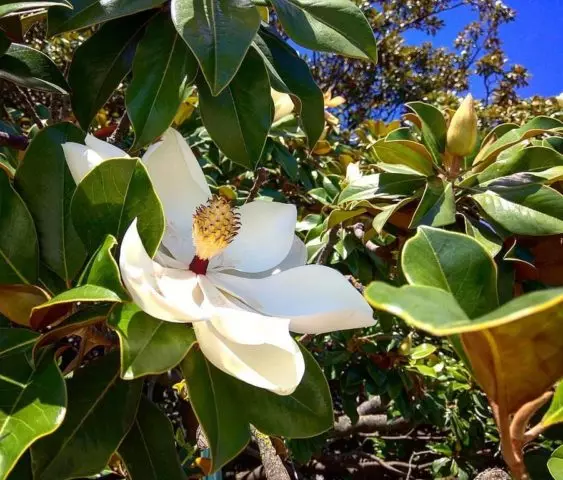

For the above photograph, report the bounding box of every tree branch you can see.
[246,168,269,203]
[107,112,131,148]
[316,227,339,265]
[332,414,411,438]
[251,426,291,480]
[16,87,43,130]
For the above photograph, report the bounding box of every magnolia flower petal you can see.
[272,88,295,122]
[208,265,375,334]
[85,134,130,159]
[119,220,205,323]
[210,201,297,273]
[193,287,305,396]
[216,235,307,279]
[142,129,211,263]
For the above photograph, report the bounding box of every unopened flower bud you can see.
[446,94,478,157]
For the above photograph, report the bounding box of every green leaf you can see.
[0,1,70,18]
[461,214,504,258]
[408,177,455,228]
[68,11,154,130]
[118,397,185,480]
[402,226,498,318]
[476,146,563,185]
[472,185,563,236]
[548,446,563,480]
[269,0,377,62]
[181,345,250,472]
[15,123,86,283]
[78,235,128,299]
[255,27,324,147]
[70,158,164,256]
[338,173,425,204]
[542,382,563,428]
[31,353,142,480]
[109,303,196,380]
[271,141,298,181]
[0,328,38,358]
[181,343,332,472]
[0,170,38,284]
[7,451,32,480]
[34,285,122,312]
[47,0,163,35]
[372,195,418,234]
[0,31,11,55]
[197,48,273,168]
[127,12,198,149]
[171,0,260,95]
[0,42,68,93]
[410,343,437,360]
[0,344,66,479]
[406,102,447,164]
[372,138,434,176]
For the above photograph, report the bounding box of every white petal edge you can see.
[85,134,130,159]
[193,279,305,396]
[208,265,375,334]
[119,219,206,323]
[141,129,210,263]
[210,200,297,273]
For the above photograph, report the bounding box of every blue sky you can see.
[402,0,563,99]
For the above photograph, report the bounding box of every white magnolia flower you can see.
[62,129,374,395]
[346,162,362,183]
[271,88,295,123]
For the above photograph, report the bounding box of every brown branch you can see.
[251,426,291,480]
[316,227,338,265]
[16,87,43,130]
[246,168,269,203]
[107,112,131,148]
[0,131,28,150]
[332,414,411,438]
[511,391,553,445]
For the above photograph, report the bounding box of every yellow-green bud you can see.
[446,94,478,157]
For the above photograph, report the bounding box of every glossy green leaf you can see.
[197,48,273,168]
[32,285,121,317]
[0,43,68,93]
[271,141,298,181]
[372,139,434,176]
[548,446,563,480]
[255,27,324,147]
[0,31,10,55]
[7,451,32,480]
[181,345,250,472]
[109,303,196,379]
[476,146,563,185]
[542,382,563,428]
[472,185,563,235]
[408,177,455,228]
[338,173,425,204]
[406,102,447,164]
[118,397,185,480]
[68,11,154,130]
[410,343,437,360]
[78,235,128,299]
[269,0,377,62]
[402,226,498,318]
[372,195,418,234]
[127,12,198,149]
[0,344,66,479]
[31,353,142,480]
[15,123,86,282]
[0,328,38,358]
[0,170,38,284]
[48,0,163,35]
[461,214,503,258]
[171,0,260,95]
[0,0,70,17]
[70,158,164,256]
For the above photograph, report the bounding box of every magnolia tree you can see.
[0,1,562,480]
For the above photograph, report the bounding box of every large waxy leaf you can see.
[542,382,563,429]
[70,158,164,256]
[0,338,66,479]
[472,185,563,236]
[0,170,38,284]
[127,12,198,149]
[402,226,498,318]
[476,146,563,185]
[31,353,142,480]
[365,283,563,414]
[408,177,455,228]
[372,195,419,234]
[548,446,563,480]
[338,173,425,204]
[0,1,70,18]
[461,214,503,258]
[181,343,332,472]
[15,123,86,283]
[48,0,163,35]
[171,0,260,95]
[118,397,185,480]
[269,0,377,62]
[372,138,434,176]
[474,116,563,169]
[109,303,196,379]
[255,27,324,147]
[0,43,68,93]
[197,48,273,168]
[68,11,154,130]
[405,102,447,164]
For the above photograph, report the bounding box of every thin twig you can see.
[16,87,43,130]
[251,426,290,480]
[107,112,131,148]
[316,227,338,265]
[246,168,269,203]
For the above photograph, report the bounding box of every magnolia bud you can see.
[446,94,478,157]
[271,89,294,122]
